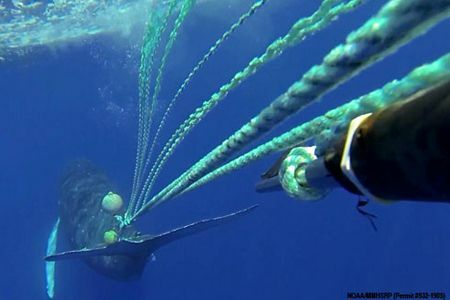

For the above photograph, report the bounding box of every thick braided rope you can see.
[138,0,363,212]
[183,53,450,194]
[278,147,328,200]
[142,0,268,199]
[128,2,177,216]
[133,0,197,215]
[131,0,450,222]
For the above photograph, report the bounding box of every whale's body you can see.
[58,160,145,280]
[46,160,255,281]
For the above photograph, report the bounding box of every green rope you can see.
[139,0,364,213]
[128,0,178,217]
[128,0,450,222]
[278,147,328,200]
[133,0,197,215]
[141,0,268,201]
[184,52,450,193]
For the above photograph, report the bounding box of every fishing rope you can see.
[140,0,269,202]
[278,147,329,200]
[136,0,364,215]
[128,0,178,216]
[184,53,450,194]
[133,0,197,215]
[126,0,450,223]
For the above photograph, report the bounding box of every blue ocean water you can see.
[1,1,450,299]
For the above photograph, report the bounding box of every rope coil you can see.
[279,147,329,200]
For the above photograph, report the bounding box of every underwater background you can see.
[1,0,450,299]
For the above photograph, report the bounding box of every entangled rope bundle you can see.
[139,0,365,213]
[127,0,270,219]
[183,53,450,194]
[122,0,450,226]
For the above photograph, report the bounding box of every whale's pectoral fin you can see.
[148,204,258,251]
[45,205,257,262]
[45,244,112,261]
[45,218,60,298]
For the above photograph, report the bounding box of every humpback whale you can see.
[45,160,256,281]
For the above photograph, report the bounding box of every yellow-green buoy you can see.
[102,191,123,214]
[104,230,118,245]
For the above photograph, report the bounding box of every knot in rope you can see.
[278,146,327,201]
[115,215,132,229]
